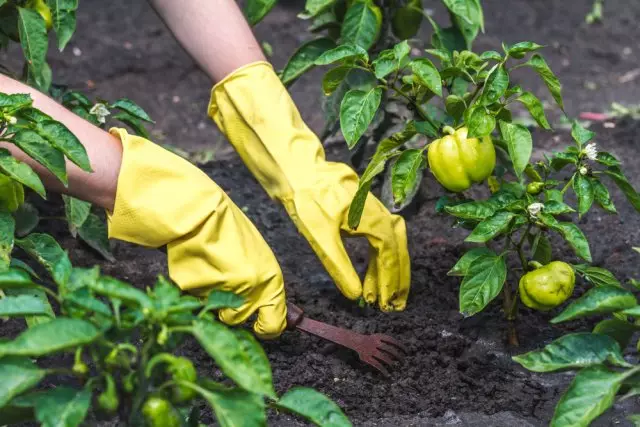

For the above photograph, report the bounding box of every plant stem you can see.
[561,175,575,194]
[129,333,154,425]
[390,85,440,131]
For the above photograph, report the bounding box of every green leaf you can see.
[445,95,466,123]
[62,195,90,236]
[314,43,367,66]
[0,318,99,357]
[63,287,112,317]
[188,380,265,427]
[574,265,621,288]
[0,294,53,317]
[15,202,39,237]
[498,120,532,178]
[19,386,91,427]
[481,65,508,105]
[459,254,506,316]
[593,318,638,349]
[0,211,14,270]
[532,233,552,265]
[89,276,153,309]
[348,125,417,228]
[445,200,496,221]
[551,366,624,427]
[596,151,620,167]
[512,333,630,372]
[628,415,640,427]
[244,0,276,25]
[0,268,37,289]
[7,287,54,327]
[551,286,637,323]
[544,200,575,215]
[0,356,46,407]
[550,151,579,171]
[301,0,336,18]
[464,211,515,243]
[276,387,351,427]
[573,173,594,217]
[410,58,443,97]
[465,106,495,138]
[281,38,337,85]
[110,98,153,123]
[17,7,49,91]
[539,215,592,262]
[0,93,32,109]
[322,66,352,95]
[110,112,150,139]
[36,120,92,171]
[448,248,496,276]
[0,149,45,197]
[372,50,395,80]
[516,92,551,129]
[442,0,483,28]
[341,2,380,50]
[77,213,114,262]
[339,88,382,148]
[592,179,616,213]
[506,41,543,59]
[10,258,40,279]
[191,320,275,398]
[391,149,424,204]
[234,330,275,397]
[604,166,640,213]
[526,54,564,110]
[15,233,71,287]
[571,120,595,147]
[12,130,67,185]
[46,0,78,51]
[205,290,245,311]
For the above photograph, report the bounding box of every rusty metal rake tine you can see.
[377,342,403,360]
[377,334,409,353]
[371,350,395,366]
[362,356,391,377]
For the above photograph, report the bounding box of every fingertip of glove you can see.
[253,318,286,340]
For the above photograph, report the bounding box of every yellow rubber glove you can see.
[106,128,286,338]
[209,62,410,311]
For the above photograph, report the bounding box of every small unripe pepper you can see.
[97,374,119,414]
[526,181,544,195]
[519,261,575,311]
[427,126,496,192]
[392,0,423,40]
[142,397,182,427]
[167,357,197,403]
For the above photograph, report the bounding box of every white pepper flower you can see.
[579,166,588,176]
[528,202,544,217]
[583,142,598,161]
[89,103,110,124]
[7,116,16,125]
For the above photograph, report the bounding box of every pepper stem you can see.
[442,125,456,135]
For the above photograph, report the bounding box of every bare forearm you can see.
[0,74,121,211]
[148,0,266,82]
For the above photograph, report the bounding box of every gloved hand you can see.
[208,62,410,311]
[107,128,286,338]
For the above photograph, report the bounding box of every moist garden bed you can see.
[19,120,638,426]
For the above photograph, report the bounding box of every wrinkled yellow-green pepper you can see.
[427,126,496,192]
[519,261,575,311]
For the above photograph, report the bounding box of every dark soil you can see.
[4,0,640,425]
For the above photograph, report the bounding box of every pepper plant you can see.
[513,252,640,427]
[0,249,350,426]
[250,0,640,345]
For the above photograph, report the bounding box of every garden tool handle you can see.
[286,303,305,330]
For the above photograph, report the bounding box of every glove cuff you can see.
[107,128,224,248]
[209,61,348,200]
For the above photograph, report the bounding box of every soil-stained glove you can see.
[107,128,286,338]
[208,62,410,311]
